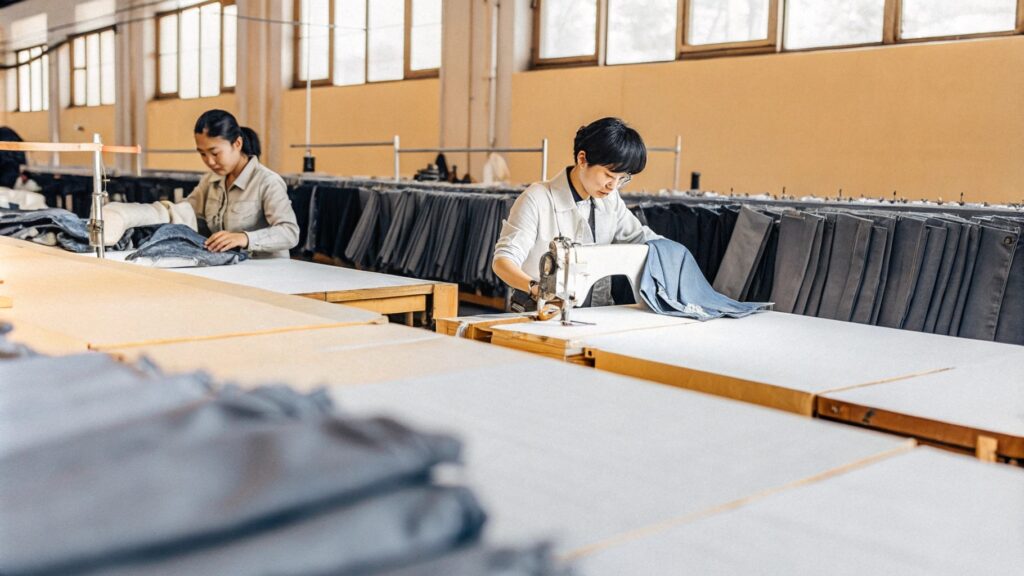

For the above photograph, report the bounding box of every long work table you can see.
[0,237,382,352]
[437,305,1024,461]
[582,311,1022,416]
[84,250,458,326]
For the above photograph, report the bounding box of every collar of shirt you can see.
[209,156,260,191]
[565,166,585,203]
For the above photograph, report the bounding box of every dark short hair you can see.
[573,117,646,174]
[194,109,261,158]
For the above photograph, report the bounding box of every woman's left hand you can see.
[205,231,249,252]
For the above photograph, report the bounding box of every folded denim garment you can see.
[126,224,248,267]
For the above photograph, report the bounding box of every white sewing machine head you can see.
[536,237,649,325]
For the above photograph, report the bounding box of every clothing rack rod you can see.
[288,141,394,148]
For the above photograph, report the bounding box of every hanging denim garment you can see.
[640,238,770,320]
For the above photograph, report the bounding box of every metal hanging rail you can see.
[393,138,549,183]
[1,137,142,259]
[644,135,683,191]
[135,148,199,175]
[287,136,550,183]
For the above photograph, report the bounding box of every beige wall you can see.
[145,93,237,172]
[57,104,116,166]
[281,78,440,179]
[510,36,1024,204]
[5,30,1024,203]
[3,110,49,165]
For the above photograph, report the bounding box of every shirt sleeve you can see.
[185,176,211,226]
[611,192,662,245]
[493,187,542,268]
[243,175,300,253]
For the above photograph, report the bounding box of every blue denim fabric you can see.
[640,238,770,320]
[126,224,248,267]
[0,207,133,252]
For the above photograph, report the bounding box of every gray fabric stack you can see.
[0,325,569,576]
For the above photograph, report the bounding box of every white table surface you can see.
[333,358,912,555]
[580,448,1024,575]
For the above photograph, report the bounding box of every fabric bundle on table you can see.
[0,327,569,576]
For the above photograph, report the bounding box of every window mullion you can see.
[884,0,900,43]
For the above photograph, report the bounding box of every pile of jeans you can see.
[0,327,569,576]
[0,209,246,267]
[697,202,1024,345]
[0,207,134,252]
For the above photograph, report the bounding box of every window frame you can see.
[779,0,893,53]
[531,0,602,69]
[155,0,236,100]
[404,0,443,79]
[68,26,117,108]
[293,0,334,88]
[291,0,440,89]
[13,44,49,113]
[679,0,779,57]
[529,0,1024,70]
[893,0,1024,44]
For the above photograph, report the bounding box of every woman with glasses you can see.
[493,117,661,310]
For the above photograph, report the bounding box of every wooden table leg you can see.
[431,283,459,323]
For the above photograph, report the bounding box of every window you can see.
[783,0,885,50]
[334,0,366,85]
[535,0,599,63]
[901,0,1019,40]
[156,1,237,99]
[367,0,404,81]
[296,0,331,83]
[293,0,439,87]
[534,0,779,67]
[606,0,677,65]
[684,0,774,49]
[533,0,1021,69]
[408,0,441,74]
[15,45,49,112]
[70,28,115,107]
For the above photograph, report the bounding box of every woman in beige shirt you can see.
[103,110,299,258]
[187,109,299,258]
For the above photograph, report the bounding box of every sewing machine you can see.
[536,237,649,325]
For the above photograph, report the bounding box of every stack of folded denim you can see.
[0,328,568,576]
[0,207,134,252]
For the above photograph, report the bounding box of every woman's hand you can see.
[205,231,249,252]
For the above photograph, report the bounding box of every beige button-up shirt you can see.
[186,157,299,258]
